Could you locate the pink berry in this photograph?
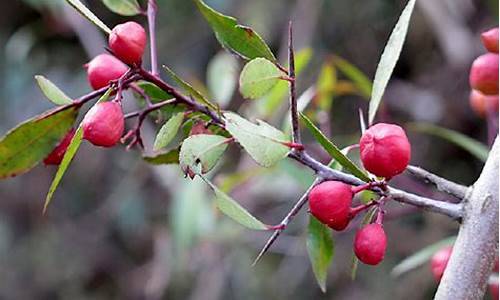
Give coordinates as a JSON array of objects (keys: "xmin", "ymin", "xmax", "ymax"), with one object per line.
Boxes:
[
  {"xmin": 82, "ymin": 101, "xmax": 124, "ymax": 147},
  {"xmin": 490, "ymin": 281, "xmax": 499, "ymax": 300},
  {"xmin": 353, "ymin": 223, "xmax": 387, "ymax": 265},
  {"xmin": 469, "ymin": 90, "xmax": 499, "ymax": 117},
  {"xmin": 481, "ymin": 27, "xmax": 499, "ymax": 53},
  {"xmin": 43, "ymin": 128, "xmax": 76, "ymax": 165},
  {"xmin": 109, "ymin": 21, "xmax": 147, "ymax": 65},
  {"xmin": 86, "ymin": 54, "xmax": 128, "ymax": 90},
  {"xmin": 430, "ymin": 246, "xmax": 453, "ymax": 282},
  {"xmin": 308, "ymin": 181, "xmax": 353, "ymax": 231},
  {"xmin": 469, "ymin": 53, "xmax": 499, "ymax": 95},
  {"xmin": 359, "ymin": 123, "xmax": 411, "ymax": 178}
]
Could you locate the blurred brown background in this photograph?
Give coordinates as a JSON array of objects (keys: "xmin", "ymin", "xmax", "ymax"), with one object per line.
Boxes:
[{"xmin": 0, "ymin": 0, "xmax": 497, "ymax": 299}]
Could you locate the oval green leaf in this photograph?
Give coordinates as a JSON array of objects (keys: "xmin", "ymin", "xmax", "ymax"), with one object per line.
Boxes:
[
  {"xmin": 239, "ymin": 58, "xmax": 285, "ymax": 99},
  {"xmin": 143, "ymin": 148, "xmax": 180, "ymax": 165},
  {"xmin": 224, "ymin": 112, "xmax": 290, "ymax": 167},
  {"xmin": 179, "ymin": 134, "xmax": 229, "ymax": 176},
  {"xmin": 0, "ymin": 106, "xmax": 78, "ymax": 179},
  {"xmin": 35, "ymin": 75, "xmax": 73, "ymax": 106},
  {"xmin": 194, "ymin": 0, "xmax": 276, "ymax": 62},
  {"xmin": 200, "ymin": 175, "xmax": 268, "ymax": 230},
  {"xmin": 102, "ymin": 0, "xmax": 141, "ymax": 16},
  {"xmin": 153, "ymin": 112, "xmax": 184, "ymax": 151},
  {"xmin": 368, "ymin": 0, "xmax": 416, "ymax": 125},
  {"xmin": 207, "ymin": 52, "xmax": 239, "ymax": 106}
]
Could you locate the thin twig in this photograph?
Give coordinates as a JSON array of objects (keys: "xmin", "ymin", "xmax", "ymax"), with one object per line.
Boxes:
[
  {"xmin": 406, "ymin": 165, "xmax": 469, "ymax": 199},
  {"xmin": 252, "ymin": 178, "xmax": 322, "ymax": 266},
  {"xmin": 288, "ymin": 21, "xmax": 300, "ymax": 144}
]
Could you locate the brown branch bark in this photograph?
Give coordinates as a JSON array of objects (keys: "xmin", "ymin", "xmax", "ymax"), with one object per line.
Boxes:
[{"xmin": 434, "ymin": 136, "xmax": 499, "ymax": 300}]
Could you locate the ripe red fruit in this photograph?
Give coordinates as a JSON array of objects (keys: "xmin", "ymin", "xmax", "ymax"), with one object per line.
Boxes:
[
  {"xmin": 109, "ymin": 21, "xmax": 147, "ymax": 65},
  {"xmin": 490, "ymin": 280, "xmax": 499, "ymax": 300},
  {"xmin": 469, "ymin": 90, "xmax": 499, "ymax": 117},
  {"xmin": 308, "ymin": 181, "xmax": 353, "ymax": 231},
  {"xmin": 43, "ymin": 128, "xmax": 76, "ymax": 165},
  {"xmin": 353, "ymin": 223, "xmax": 387, "ymax": 265},
  {"xmin": 86, "ymin": 54, "xmax": 128, "ymax": 90},
  {"xmin": 82, "ymin": 101, "xmax": 124, "ymax": 147},
  {"xmin": 481, "ymin": 27, "xmax": 499, "ymax": 53},
  {"xmin": 430, "ymin": 246, "xmax": 453, "ymax": 282},
  {"xmin": 359, "ymin": 123, "xmax": 411, "ymax": 178},
  {"xmin": 469, "ymin": 53, "xmax": 499, "ymax": 95}
]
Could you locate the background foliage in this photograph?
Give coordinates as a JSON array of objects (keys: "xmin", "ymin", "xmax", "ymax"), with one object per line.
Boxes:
[{"xmin": 0, "ymin": 0, "xmax": 497, "ymax": 299}]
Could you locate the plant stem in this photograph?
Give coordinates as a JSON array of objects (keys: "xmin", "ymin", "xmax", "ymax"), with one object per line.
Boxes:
[
  {"xmin": 406, "ymin": 165, "xmax": 468, "ymax": 199},
  {"xmin": 288, "ymin": 21, "xmax": 300, "ymax": 144}
]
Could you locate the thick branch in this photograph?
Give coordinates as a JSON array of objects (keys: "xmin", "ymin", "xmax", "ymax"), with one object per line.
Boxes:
[
  {"xmin": 407, "ymin": 165, "xmax": 468, "ymax": 199},
  {"xmin": 435, "ymin": 136, "xmax": 499, "ymax": 300}
]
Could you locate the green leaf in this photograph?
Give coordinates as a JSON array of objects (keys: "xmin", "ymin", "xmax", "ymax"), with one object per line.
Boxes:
[
  {"xmin": 43, "ymin": 126, "xmax": 83, "ymax": 213},
  {"xmin": 200, "ymin": 175, "xmax": 268, "ymax": 230},
  {"xmin": 316, "ymin": 62, "xmax": 337, "ymax": 111},
  {"xmin": 224, "ymin": 112, "xmax": 290, "ymax": 167},
  {"xmin": 350, "ymin": 206, "xmax": 378, "ymax": 280},
  {"xmin": 43, "ymin": 89, "xmax": 113, "ymax": 213},
  {"xmin": 333, "ymin": 56, "xmax": 372, "ymax": 98},
  {"xmin": 239, "ymin": 58, "xmax": 285, "ymax": 99},
  {"xmin": 258, "ymin": 48, "xmax": 313, "ymax": 116},
  {"xmin": 179, "ymin": 134, "xmax": 229, "ymax": 175},
  {"xmin": 143, "ymin": 148, "xmax": 180, "ymax": 165},
  {"xmin": 207, "ymin": 51, "xmax": 239, "ymax": 106},
  {"xmin": 391, "ymin": 236, "xmax": 456, "ymax": 277},
  {"xmin": 409, "ymin": 122, "xmax": 489, "ymax": 162},
  {"xmin": 300, "ymin": 112, "xmax": 370, "ymax": 181},
  {"xmin": 35, "ymin": 75, "xmax": 73, "ymax": 105},
  {"xmin": 162, "ymin": 65, "xmax": 218, "ymax": 111},
  {"xmin": 194, "ymin": 0, "xmax": 276, "ymax": 62},
  {"xmin": 0, "ymin": 106, "xmax": 78, "ymax": 179},
  {"xmin": 102, "ymin": 0, "xmax": 141, "ymax": 16},
  {"xmin": 65, "ymin": 0, "xmax": 112, "ymax": 34},
  {"xmin": 153, "ymin": 113, "xmax": 184, "ymax": 151},
  {"xmin": 307, "ymin": 216, "xmax": 334, "ymax": 292},
  {"xmin": 135, "ymin": 81, "xmax": 174, "ymax": 103},
  {"xmin": 368, "ymin": 0, "xmax": 416, "ymax": 124}
]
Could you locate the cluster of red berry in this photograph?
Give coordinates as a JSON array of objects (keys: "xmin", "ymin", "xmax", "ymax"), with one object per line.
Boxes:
[
  {"xmin": 469, "ymin": 27, "xmax": 499, "ymax": 117},
  {"xmin": 43, "ymin": 22, "xmax": 147, "ymax": 165},
  {"xmin": 430, "ymin": 246, "xmax": 498, "ymax": 298},
  {"xmin": 309, "ymin": 123, "xmax": 411, "ymax": 265}
]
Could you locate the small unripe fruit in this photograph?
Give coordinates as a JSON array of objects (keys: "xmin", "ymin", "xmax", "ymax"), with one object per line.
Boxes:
[
  {"xmin": 469, "ymin": 53, "xmax": 499, "ymax": 95},
  {"xmin": 308, "ymin": 181, "xmax": 353, "ymax": 231},
  {"xmin": 469, "ymin": 90, "xmax": 499, "ymax": 117},
  {"xmin": 353, "ymin": 223, "xmax": 387, "ymax": 265},
  {"xmin": 481, "ymin": 27, "xmax": 499, "ymax": 53},
  {"xmin": 109, "ymin": 21, "xmax": 147, "ymax": 65},
  {"xmin": 86, "ymin": 54, "xmax": 128, "ymax": 90},
  {"xmin": 430, "ymin": 246, "xmax": 453, "ymax": 282},
  {"xmin": 82, "ymin": 101, "xmax": 124, "ymax": 147},
  {"xmin": 359, "ymin": 123, "xmax": 411, "ymax": 178},
  {"xmin": 43, "ymin": 128, "xmax": 76, "ymax": 165}
]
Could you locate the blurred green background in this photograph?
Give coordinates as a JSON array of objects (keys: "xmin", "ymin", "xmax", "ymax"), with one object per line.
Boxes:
[{"xmin": 0, "ymin": 0, "xmax": 497, "ymax": 299}]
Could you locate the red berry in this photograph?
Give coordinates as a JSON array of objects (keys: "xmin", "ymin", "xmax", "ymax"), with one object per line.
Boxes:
[
  {"xmin": 109, "ymin": 21, "xmax": 147, "ymax": 65},
  {"xmin": 308, "ymin": 181, "xmax": 353, "ymax": 231},
  {"xmin": 82, "ymin": 101, "xmax": 124, "ymax": 147},
  {"xmin": 430, "ymin": 246, "xmax": 453, "ymax": 282},
  {"xmin": 86, "ymin": 54, "xmax": 128, "ymax": 90},
  {"xmin": 481, "ymin": 27, "xmax": 499, "ymax": 53},
  {"xmin": 353, "ymin": 223, "xmax": 387, "ymax": 265},
  {"xmin": 469, "ymin": 90, "xmax": 499, "ymax": 117},
  {"xmin": 359, "ymin": 123, "xmax": 411, "ymax": 178},
  {"xmin": 43, "ymin": 128, "xmax": 76, "ymax": 165},
  {"xmin": 469, "ymin": 53, "xmax": 499, "ymax": 95},
  {"xmin": 490, "ymin": 280, "xmax": 499, "ymax": 300}
]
